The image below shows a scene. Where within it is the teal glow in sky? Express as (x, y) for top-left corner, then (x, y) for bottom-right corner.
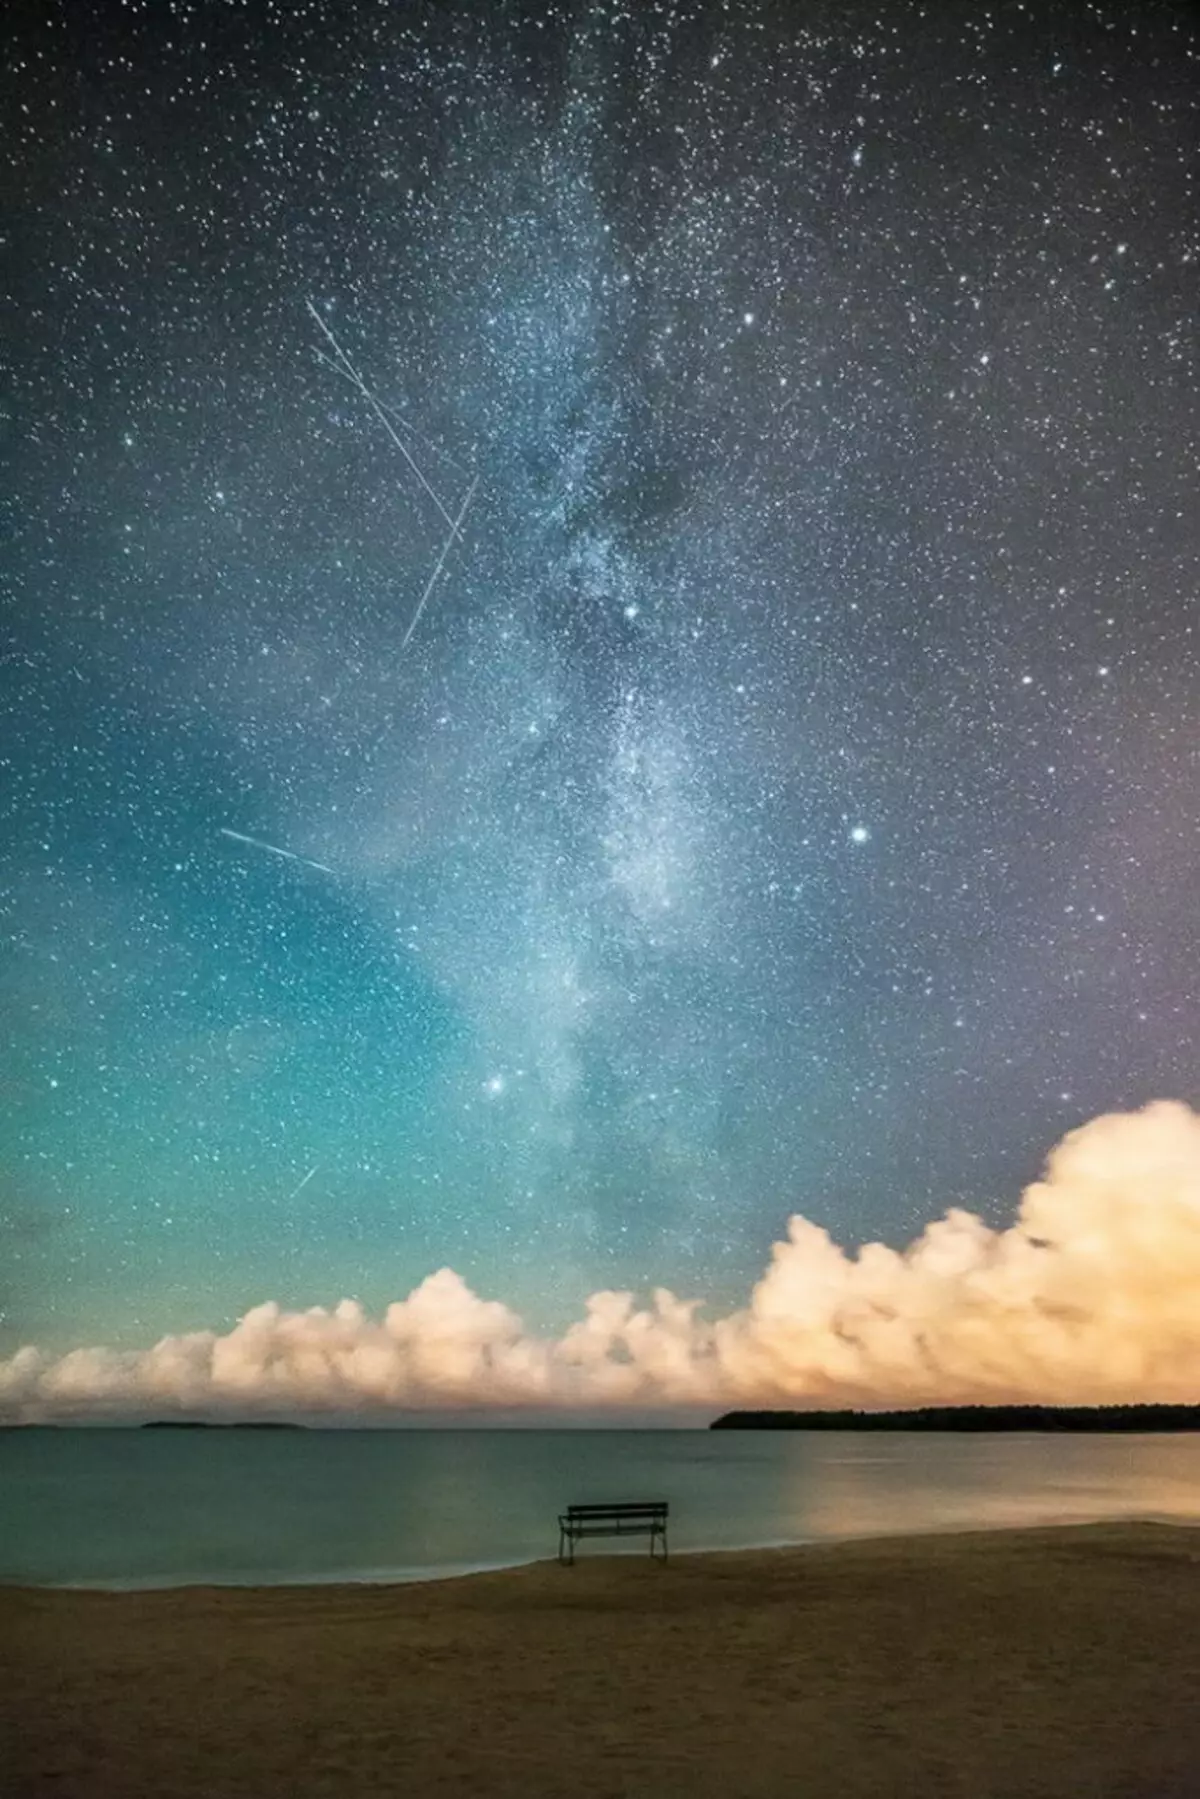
(4, 0), (1197, 1380)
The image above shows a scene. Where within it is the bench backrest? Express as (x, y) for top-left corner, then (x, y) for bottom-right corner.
(564, 1502), (668, 1519)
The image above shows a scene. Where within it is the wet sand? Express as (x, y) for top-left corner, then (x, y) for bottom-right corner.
(2, 1522), (1198, 1798)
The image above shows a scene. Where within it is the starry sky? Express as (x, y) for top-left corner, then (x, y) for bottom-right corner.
(3, 0), (1197, 1362)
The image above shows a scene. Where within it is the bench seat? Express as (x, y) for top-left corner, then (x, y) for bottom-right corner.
(557, 1501), (669, 1564)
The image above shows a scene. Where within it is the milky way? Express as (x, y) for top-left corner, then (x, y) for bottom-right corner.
(3, 1), (1197, 1358)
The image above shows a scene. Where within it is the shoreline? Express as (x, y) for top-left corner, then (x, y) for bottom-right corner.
(7, 1507), (1199, 1595)
(4, 1522), (1199, 1797)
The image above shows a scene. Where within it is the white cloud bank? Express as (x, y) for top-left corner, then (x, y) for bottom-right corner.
(4, 1101), (1200, 1421)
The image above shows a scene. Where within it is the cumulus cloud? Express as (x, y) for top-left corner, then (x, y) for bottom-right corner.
(4, 1101), (1200, 1421)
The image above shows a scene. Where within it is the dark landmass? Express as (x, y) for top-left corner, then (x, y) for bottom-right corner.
(139, 1420), (305, 1430)
(710, 1404), (1200, 1431)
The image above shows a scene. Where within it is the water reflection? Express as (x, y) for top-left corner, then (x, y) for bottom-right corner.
(795, 1434), (1200, 1540)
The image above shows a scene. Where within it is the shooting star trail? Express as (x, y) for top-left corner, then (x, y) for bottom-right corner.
(306, 300), (460, 530)
(284, 1165), (319, 1204)
(219, 828), (334, 876)
(311, 346), (473, 481)
(398, 473), (480, 657)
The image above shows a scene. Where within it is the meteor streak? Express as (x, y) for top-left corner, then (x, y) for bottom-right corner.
(398, 473), (480, 657)
(311, 346), (472, 480)
(306, 300), (460, 530)
(219, 828), (334, 876)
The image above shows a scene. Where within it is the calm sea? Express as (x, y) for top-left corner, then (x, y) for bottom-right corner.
(2, 1428), (1199, 1588)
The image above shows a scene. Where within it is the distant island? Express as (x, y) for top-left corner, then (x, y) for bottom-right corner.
(710, 1405), (1200, 1432)
(140, 1420), (306, 1430)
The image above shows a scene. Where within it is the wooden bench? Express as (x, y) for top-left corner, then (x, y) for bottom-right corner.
(557, 1501), (669, 1565)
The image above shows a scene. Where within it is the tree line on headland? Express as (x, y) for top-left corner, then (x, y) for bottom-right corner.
(139, 1419), (304, 1429)
(710, 1405), (1200, 1431)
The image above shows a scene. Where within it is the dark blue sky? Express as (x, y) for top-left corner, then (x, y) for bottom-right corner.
(4, 0), (1197, 1358)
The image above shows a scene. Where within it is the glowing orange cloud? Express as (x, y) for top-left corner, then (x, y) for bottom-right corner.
(4, 1101), (1199, 1420)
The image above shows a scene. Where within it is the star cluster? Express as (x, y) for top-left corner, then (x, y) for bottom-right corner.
(3, 0), (1197, 1354)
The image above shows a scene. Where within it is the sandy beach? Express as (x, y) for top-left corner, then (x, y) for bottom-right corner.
(3, 1523), (1198, 1798)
